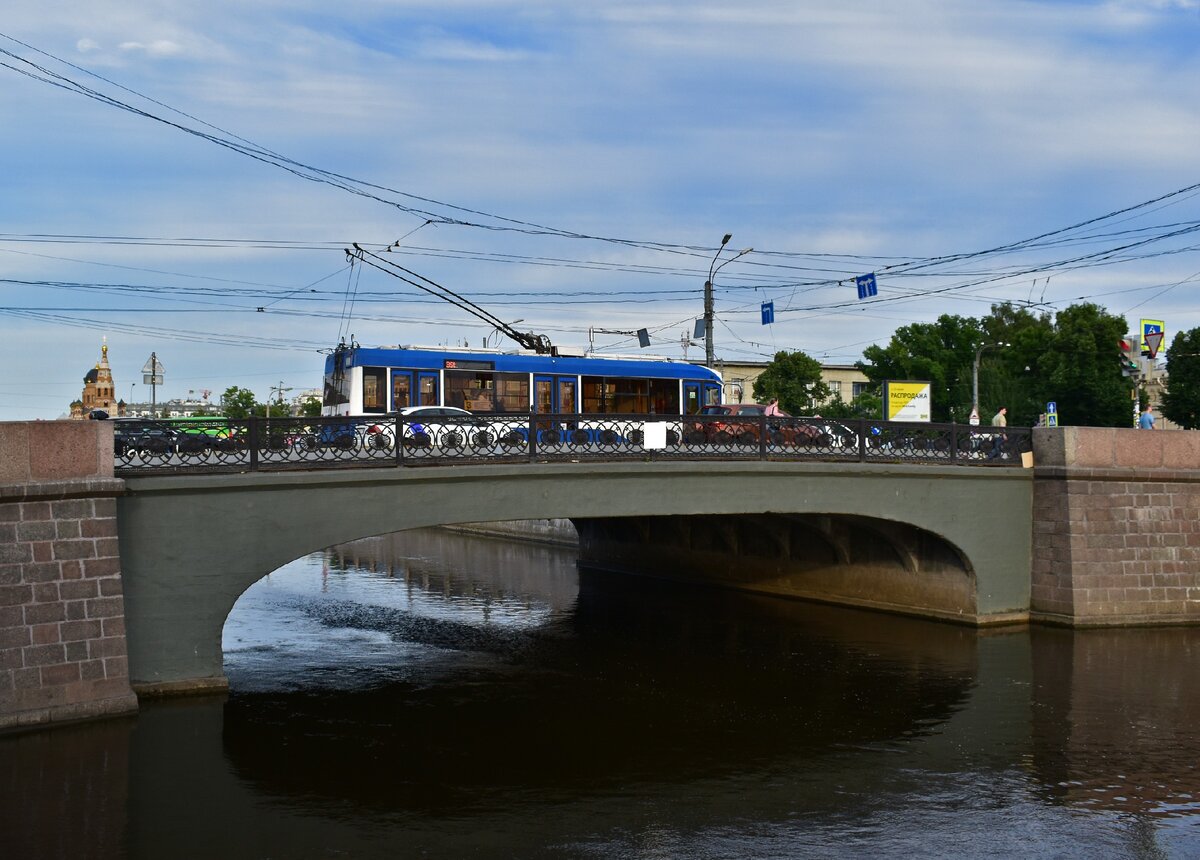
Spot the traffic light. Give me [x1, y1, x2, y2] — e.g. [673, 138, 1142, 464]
[1118, 338, 1140, 378]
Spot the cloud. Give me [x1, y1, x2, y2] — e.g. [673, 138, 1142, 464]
[118, 39, 183, 58]
[76, 38, 100, 53]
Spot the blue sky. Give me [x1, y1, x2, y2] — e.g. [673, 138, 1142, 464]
[3, 0, 1200, 419]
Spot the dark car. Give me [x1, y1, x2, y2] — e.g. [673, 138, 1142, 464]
[112, 419, 179, 458]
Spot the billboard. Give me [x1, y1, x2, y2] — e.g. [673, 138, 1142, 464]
[884, 380, 931, 422]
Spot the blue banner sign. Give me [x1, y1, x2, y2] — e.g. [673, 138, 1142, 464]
[856, 273, 878, 300]
[761, 301, 774, 325]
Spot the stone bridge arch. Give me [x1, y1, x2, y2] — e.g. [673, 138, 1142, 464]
[116, 460, 1031, 693]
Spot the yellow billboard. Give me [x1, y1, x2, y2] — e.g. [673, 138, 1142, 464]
[884, 380, 931, 422]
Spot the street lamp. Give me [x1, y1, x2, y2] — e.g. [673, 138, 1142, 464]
[972, 342, 1009, 421]
[704, 234, 753, 368]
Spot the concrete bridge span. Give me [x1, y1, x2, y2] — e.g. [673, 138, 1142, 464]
[116, 460, 1033, 693]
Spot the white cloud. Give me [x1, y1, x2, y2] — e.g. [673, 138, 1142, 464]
[118, 39, 183, 57]
[76, 38, 100, 53]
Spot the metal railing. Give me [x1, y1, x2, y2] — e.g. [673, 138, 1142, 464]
[108, 414, 1032, 475]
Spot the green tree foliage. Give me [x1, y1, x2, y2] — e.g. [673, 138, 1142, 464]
[855, 302, 1133, 426]
[857, 314, 982, 422]
[1039, 303, 1133, 427]
[299, 395, 323, 418]
[1162, 327, 1200, 429]
[820, 389, 881, 420]
[752, 350, 830, 415]
[219, 386, 260, 420]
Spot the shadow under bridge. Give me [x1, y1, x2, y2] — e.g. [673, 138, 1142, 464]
[116, 459, 1032, 693]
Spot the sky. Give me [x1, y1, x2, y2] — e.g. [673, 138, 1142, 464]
[3, 0, 1200, 420]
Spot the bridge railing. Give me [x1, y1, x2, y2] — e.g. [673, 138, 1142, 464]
[108, 414, 1032, 475]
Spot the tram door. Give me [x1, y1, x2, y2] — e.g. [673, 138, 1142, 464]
[684, 382, 702, 415]
[392, 371, 440, 410]
[534, 375, 577, 444]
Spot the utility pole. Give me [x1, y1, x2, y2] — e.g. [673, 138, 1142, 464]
[703, 234, 752, 368]
[268, 381, 293, 418]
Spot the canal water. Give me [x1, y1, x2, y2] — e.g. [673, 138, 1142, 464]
[3, 529, 1199, 859]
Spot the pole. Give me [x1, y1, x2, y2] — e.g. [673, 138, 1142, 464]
[704, 234, 731, 368]
[150, 351, 157, 419]
[972, 342, 1008, 420]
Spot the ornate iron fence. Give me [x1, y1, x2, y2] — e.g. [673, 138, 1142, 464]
[109, 414, 1032, 475]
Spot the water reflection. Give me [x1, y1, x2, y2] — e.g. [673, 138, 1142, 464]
[3, 528, 1199, 859]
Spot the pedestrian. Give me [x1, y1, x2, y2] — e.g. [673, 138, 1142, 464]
[764, 399, 785, 417]
[1138, 405, 1157, 430]
[989, 406, 1007, 459]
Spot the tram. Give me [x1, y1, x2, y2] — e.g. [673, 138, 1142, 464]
[321, 343, 723, 419]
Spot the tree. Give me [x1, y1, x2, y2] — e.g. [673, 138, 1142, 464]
[1162, 327, 1200, 429]
[752, 350, 830, 415]
[857, 314, 982, 422]
[299, 395, 323, 418]
[220, 386, 260, 420]
[1039, 303, 1133, 427]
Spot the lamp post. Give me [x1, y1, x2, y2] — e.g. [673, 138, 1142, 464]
[703, 234, 752, 368]
[972, 342, 1009, 421]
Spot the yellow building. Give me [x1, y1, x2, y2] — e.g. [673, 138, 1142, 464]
[715, 360, 872, 409]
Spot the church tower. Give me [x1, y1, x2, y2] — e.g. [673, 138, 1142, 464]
[71, 338, 120, 418]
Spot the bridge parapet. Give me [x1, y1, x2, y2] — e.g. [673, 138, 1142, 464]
[0, 421, 138, 732]
[1032, 427, 1200, 626]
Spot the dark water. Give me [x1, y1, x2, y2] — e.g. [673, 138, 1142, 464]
[3, 529, 1199, 859]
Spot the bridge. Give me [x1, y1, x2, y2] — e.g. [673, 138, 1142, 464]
[3, 419, 1198, 731]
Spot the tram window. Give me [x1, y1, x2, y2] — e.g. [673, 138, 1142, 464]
[649, 379, 679, 415]
[393, 373, 412, 410]
[362, 367, 386, 413]
[446, 370, 529, 413]
[610, 378, 648, 413]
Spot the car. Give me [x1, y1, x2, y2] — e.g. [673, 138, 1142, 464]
[685, 404, 823, 447]
[112, 419, 179, 458]
[364, 406, 504, 451]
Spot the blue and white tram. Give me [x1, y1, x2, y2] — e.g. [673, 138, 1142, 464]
[321, 344, 723, 419]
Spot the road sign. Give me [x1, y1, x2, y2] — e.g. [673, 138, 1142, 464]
[760, 301, 774, 325]
[1046, 401, 1057, 414]
[1140, 319, 1164, 356]
[143, 374, 163, 385]
[1144, 330, 1165, 359]
[142, 355, 164, 374]
[968, 407, 980, 426]
[856, 273, 878, 300]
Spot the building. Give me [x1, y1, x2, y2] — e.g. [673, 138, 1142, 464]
[716, 360, 873, 410]
[69, 338, 127, 419]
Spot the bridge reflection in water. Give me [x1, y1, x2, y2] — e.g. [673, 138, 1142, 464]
[4, 528, 1196, 859]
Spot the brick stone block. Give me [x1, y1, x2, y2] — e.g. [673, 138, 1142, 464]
[24, 602, 65, 625]
[89, 637, 127, 659]
[61, 619, 103, 642]
[0, 627, 31, 649]
[0, 647, 23, 670]
[41, 662, 81, 686]
[101, 616, 125, 637]
[60, 560, 83, 580]
[20, 562, 62, 584]
[103, 656, 128, 679]
[59, 579, 99, 601]
[51, 499, 94, 519]
[0, 584, 33, 607]
[64, 641, 89, 662]
[23, 643, 66, 667]
[0, 542, 32, 565]
[0, 565, 19, 586]
[86, 596, 124, 619]
[30, 623, 59, 646]
[55, 519, 82, 540]
[53, 539, 97, 561]
[82, 518, 117, 539]
[64, 600, 86, 621]
[98, 577, 124, 597]
[20, 502, 52, 521]
[79, 659, 105, 681]
[83, 557, 120, 578]
[32, 582, 61, 603]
